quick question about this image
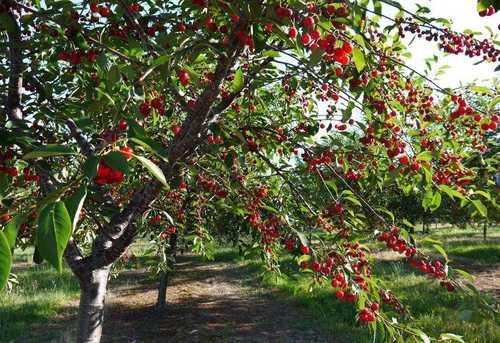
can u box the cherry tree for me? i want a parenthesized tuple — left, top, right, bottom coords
(0, 0, 498, 342)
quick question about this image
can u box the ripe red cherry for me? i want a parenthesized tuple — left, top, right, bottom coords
(303, 16, 315, 29)
(172, 125, 182, 136)
(90, 2, 99, 13)
(399, 155, 410, 165)
(342, 41, 353, 54)
(288, 26, 298, 39)
(98, 6, 110, 17)
(120, 146, 133, 160)
(178, 69, 190, 86)
(301, 33, 312, 45)
(370, 302, 380, 312)
(300, 244, 310, 254)
(118, 119, 128, 131)
(312, 261, 321, 272)
(265, 23, 274, 33)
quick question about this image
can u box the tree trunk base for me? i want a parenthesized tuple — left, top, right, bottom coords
(77, 267, 110, 343)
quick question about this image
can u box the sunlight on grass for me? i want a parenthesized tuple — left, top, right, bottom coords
(213, 233, 500, 343)
(0, 261, 80, 342)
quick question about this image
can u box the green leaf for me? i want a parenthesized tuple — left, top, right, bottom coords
(262, 50, 280, 58)
(439, 185, 466, 200)
(231, 68, 244, 93)
(0, 231, 12, 291)
(452, 268, 475, 282)
(64, 186, 87, 232)
(431, 192, 442, 211)
(134, 155, 168, 188)
(352, 48, 366, 72)
(24, 144, 76, 159)
(83, 155, 100, 179)
(36, 201, 72, 272)
(440, 333, 465, 343)
(149, 55, 169, 67)
(104, 151, 129, 174)
(474, 190, 491, 200)
(433, 244, 448, 262)
(414, 329, 430, 343)
(470, 85, 494, 96)
(472, 199, 487, 217)
(3, 214, 26, 249)
(416, 151, 433, 161)
(129, 137, 169, 160)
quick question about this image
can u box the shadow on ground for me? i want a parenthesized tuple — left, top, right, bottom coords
(27, 255, 335, 343)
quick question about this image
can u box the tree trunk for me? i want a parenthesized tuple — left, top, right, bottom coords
(156, 272, 168, 311)
(483, 221, 488, 240)
(77, 267, 111, 343)
(155, 233, 177, 311)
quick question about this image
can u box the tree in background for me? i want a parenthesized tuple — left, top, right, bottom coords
(0, 1, 499, 342)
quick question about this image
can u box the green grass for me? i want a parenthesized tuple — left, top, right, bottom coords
(212, 229, 500, 343)
(419, 225, 500, 265)
(0, 261, 80, 342)
(1, 226, 498, 342)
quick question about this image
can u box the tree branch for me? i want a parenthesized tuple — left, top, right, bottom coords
(4, 3, 24, 123)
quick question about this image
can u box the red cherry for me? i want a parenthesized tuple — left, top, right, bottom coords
(303, 16, 315, 29)
(118, 119, 128, 131)
(300, 244, 310, 254)
(342, 41, 353, 54)
(172, 125, 182, 136)
(301, 33, 312, 45)
(288, 26, 298, 39)
(98, 6, 110, 17)
(399, 155, 410, 165)
(178, 69, 190, 86)
(120, 146, 133, 160)
(335, 290, 345, 299)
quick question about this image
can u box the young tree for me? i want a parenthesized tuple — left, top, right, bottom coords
(0, 1, 498, 342)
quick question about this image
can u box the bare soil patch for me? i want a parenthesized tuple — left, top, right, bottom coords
(33, 255, 334, 343)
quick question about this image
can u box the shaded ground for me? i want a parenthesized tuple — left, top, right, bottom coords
(32, 255, 334, 343)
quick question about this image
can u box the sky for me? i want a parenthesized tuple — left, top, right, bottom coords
(397, 0, 499, 88)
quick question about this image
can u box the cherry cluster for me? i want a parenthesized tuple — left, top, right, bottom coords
(58, 50, 99, 65)
(377, 226, 416, 257)
(89, 1, 111, 17)
(0, 150, 17, 177)
(95, 162, 124, 185)
(160, 225, 177, 239)
(139, 96, 166, 117)
(478, 6, 496, 17)
(396, 18, 499, 62)
(197, 174, 228, 198)
(22, 168, 40, 182)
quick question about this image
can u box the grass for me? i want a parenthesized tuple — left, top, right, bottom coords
(0, 260, 80, 342)
(212, 227, 500, 343)
(1, 226, 498, 342)
(426, 226, 500, 265)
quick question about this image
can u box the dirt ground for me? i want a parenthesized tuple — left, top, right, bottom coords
(39, 255, 334, 343)
(32, 250, 498, 343)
